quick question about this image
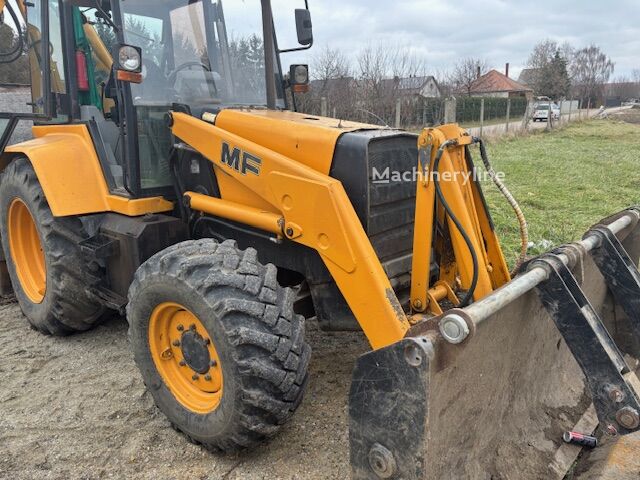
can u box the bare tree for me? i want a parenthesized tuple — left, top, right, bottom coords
(306, 45, 355, 118)
(450, 58, 488, 96)
(572, 45, 614, 106)
(527, 39, 559, 70)
(526, 39, 574, 98)
(607, 75, 640, 101)
(311, 45, 350, 82)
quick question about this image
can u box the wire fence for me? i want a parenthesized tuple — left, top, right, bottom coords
(296, 92, 586, 136)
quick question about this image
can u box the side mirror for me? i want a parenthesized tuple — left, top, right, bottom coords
(295, 9, 313, 46)
(113, 44, 143, 83)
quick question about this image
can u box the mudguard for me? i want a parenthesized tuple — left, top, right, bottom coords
(2, 124, 172, 217)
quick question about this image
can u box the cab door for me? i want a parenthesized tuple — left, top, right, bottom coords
(0, 0, 55, 150)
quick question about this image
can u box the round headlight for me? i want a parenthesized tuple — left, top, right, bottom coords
(293, 65, 309, 84)
(119, 46, 141, 72)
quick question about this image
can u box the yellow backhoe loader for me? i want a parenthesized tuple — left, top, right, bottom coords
(1, 1, 639, 478)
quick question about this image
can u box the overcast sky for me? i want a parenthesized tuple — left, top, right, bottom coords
(268, 0, 640, 80)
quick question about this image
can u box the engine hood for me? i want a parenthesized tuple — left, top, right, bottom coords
(213, 108, 382, 175)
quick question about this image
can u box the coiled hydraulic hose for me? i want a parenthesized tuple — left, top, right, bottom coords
(475, 137, 529, 275)
(0, 2, 25, 64)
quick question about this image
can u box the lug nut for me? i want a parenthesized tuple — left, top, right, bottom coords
(189, 324, 196, 331)
(204, 374, 212, 381)
(177, 324, 184, 332)
(172, 340, 181, 347)
(210, 360, 217, 367)
(286, 227, 294, 237)
(192, 374, 199, 381)
(179, 360, 186, 367)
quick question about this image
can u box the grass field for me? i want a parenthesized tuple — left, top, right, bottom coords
(476, 118, 640, 267)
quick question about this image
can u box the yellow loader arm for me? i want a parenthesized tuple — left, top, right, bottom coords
(171, 112, 411, 349)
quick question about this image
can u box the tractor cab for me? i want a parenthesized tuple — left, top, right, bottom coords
(0, 0, 311, 197)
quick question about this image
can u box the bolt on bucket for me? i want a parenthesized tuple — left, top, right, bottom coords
(349, 208, 640, 479)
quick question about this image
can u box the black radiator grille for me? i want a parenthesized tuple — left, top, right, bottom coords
(367, 137, 417, 263)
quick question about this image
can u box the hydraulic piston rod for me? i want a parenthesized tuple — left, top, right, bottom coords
(438, 209, 640, 343)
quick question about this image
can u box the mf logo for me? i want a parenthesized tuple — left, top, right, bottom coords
(221, 142, 262, 176)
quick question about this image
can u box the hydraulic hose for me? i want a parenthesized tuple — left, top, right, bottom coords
(433, 141, 479, 307)
(475, 137, 529, 275)
(0, 2, 24, 64)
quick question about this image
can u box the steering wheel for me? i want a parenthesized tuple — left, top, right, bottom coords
(167, 62, 218, 96)
(167, 62, 211, 83)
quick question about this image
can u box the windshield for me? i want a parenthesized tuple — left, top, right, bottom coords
(120, 0, 277, 108)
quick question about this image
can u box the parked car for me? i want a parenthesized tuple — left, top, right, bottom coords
(532, 103, 560, 122)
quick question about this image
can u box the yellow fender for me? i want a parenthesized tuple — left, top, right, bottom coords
(1, 124, 172, 217)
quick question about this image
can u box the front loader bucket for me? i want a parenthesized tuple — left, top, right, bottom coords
(349, 208, 640, 479)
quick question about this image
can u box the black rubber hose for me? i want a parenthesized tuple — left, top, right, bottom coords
(432, 141, 479, 307)
(0, 3, 25, 64)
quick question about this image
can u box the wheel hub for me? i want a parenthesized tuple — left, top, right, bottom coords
(148, 302, 223, 413)
(180, 330, 212, 374)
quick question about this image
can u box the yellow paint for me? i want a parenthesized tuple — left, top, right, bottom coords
(410, 125, 510, 314)
(83, 22, 113, 72)
(214, 109, 377, 174)
(172, 112, 410, 350)
(149, 302, 223, 414)
(7, 198, 46, 303)
(186, 191, 283, 235)
(3, 125, 173, 217)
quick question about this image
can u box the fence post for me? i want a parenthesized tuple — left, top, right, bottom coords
(546, 99, 551, 130)
(395, 98, 402, 128)
(443, 96, 456, 124)
(522, 100, 532, 130)
(559, 100, 563, 125)
(321, 97, 328, 117)
(568, 99, 572, 122)
(479, 98, 485, 138)
(505, 98, 511, 132)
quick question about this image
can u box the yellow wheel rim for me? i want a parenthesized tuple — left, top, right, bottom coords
(149, 302, 223, 414)
(8, 198, 46, 304)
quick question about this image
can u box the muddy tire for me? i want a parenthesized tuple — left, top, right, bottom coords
(0, 157, 105, 335)
(127, 239, 311, 451)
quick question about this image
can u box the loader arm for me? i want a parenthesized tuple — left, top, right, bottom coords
(171, 112, 411, 349)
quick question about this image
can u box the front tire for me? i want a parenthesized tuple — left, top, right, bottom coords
(127, 239, 311, 451)
(0, 157, 105, 335)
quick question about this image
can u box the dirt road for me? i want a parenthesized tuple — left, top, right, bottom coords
(0, 298, 365, 479)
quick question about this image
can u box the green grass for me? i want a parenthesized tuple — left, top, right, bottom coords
(475, 119, 640, 267)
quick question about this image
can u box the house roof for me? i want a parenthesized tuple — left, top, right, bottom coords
(309, 76, 354, 93)
(518, 68, 539, 86)
(380, 75, 439, 95)
(468, 69, 533, 94)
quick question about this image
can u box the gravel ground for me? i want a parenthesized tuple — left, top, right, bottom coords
(0, 298, 366, 480)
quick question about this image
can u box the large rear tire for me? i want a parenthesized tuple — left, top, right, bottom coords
(127, 239, 311, 451)
(0, 157, 105, 335)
